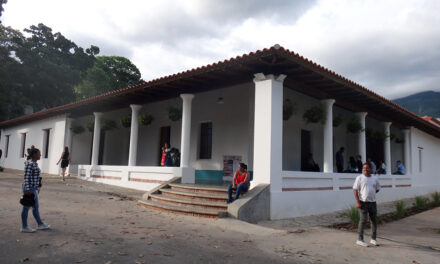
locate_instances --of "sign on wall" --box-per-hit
[223,155,242,181]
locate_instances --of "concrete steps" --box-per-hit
[138,183,230,218]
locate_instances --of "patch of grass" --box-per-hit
[0,166,4,172]
[413,196,429,211]
[342,206,360,228]
[431,192,440,206]
[437,229,440,234]
[394,200,406,218]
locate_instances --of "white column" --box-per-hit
[356,112,368,163]
[252,73,286,192]
[64,117,73,150]
[91,112,103,166]
[403,128,411,175]
[321,99,335,173]
[180,94,194,168]
[383,122,392,175]
[128,104,142,166]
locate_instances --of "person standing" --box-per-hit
[21,148,50,233]
[355,155,363,173]
[353,163,381,246]
[56,146,71,181]
[394,161,405,175]
[336,147,345,173]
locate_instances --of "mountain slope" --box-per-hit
[393,91,440,118]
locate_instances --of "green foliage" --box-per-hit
[394,201,406,218]
[139,113,153,126]
[366,129,388,142]
[303,106,326,124]
[395,138,405,144]
[0,165,4,172]
[431,192,440,206]
[342,206,360,228]
[283,99,297,121]
[70,124,85,134]
[120,115,131,128]
[413,196,429,210]
[101,119,117,131]
[87,121,94,132]
[333,114,344,127]
[346,118,363,134]
[168,106,182,122]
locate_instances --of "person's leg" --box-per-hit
[62,167,66,180]
[21,206,30,228]
[358,203,368,241]
[233,184,249,200]
[369,203,378,240]
[227,184,234,202]
[30,189,43,225]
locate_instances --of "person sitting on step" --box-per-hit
[227,163,250,204]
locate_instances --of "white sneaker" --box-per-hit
[21,227,35,233]
[356,240,368,247]
[37,223,51,230]
[370,239,379,246]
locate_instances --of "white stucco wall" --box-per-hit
[0,115,67,174]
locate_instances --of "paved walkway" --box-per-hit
[1,170,439,264]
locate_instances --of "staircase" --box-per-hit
[138,183,230,218]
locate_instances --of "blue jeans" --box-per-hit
[21,188,43,228]
[228,183,249,202]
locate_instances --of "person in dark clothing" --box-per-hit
[56,146,71,181]
[304,153,320,172]
[346,156,358,173]
[356,155,363,173]
[336,147,345,173]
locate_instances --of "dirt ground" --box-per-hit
[1,171,439,264]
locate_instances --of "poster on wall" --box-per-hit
[223,155,242,181]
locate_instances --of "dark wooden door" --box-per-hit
[301,130,311,171]
[159,126,171,165]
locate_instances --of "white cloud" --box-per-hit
[2,0,439,98]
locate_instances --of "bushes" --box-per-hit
[431,192,440,206]
[413,196,429,211]
[0,166,4,172]
[342,206,360,228]
[394,201,406,218]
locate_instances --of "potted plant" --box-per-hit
[101,119,118,131]
[87,121,94,132]
[372,130,388,142]
[70,124,85,134]
[333,114,344,127]
[139,113,154,126]
[283,99,297,121]
[346,118,364,134]
[120,115,131,128]
[395,137,405,144]
[303,106,326,124]
[168,106,182,122]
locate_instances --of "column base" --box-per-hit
[175,167,195,184]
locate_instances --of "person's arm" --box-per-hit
[376,178,381,193]
[56,152,64,165]
[68,153,71,163]
[232,171,238,188]
[353,189,361,208]
[243,172,250,184]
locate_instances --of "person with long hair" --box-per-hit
[21,148,50,233]
[227,163,250,204]
[56,146,71,181]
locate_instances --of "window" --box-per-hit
[43,129,51,159]
[5,135,10,158]
[418,147,423,173]
[20,133,27,158]
[199,122,212,159]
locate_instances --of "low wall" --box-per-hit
[270,171,438,219]
[77,165,181,191]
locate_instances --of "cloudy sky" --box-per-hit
[2,0,440,99]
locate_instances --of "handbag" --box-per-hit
[20,192,35,207]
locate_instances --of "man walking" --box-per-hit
[336,147,344,173]
[353,163,381,246]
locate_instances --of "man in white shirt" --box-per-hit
[353,163,381,247]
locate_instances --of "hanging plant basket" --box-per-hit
[303,106,326,124]
[70,124,85,134]
[390,133,396,141]
[333,114,344,127]
[120,115,131,128]
[346,118,364,134]
[372,130,388,142]
[87,121,94,132]
[283,99,297,121]
[168,106,182,122]
[139,113,154,126]
[102,119,118,131]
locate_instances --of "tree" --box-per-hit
[75,56,142,99]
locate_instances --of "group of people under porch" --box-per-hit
[303,147,406,175]
[160,143,181,167]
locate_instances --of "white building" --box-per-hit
[1,45,439,219]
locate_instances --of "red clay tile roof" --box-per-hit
[1,44,440,138]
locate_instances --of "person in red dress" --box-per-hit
[227,163,250,204]
[160,143,169,166]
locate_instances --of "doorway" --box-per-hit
[159,126,171,165]
[301,130,311,171]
